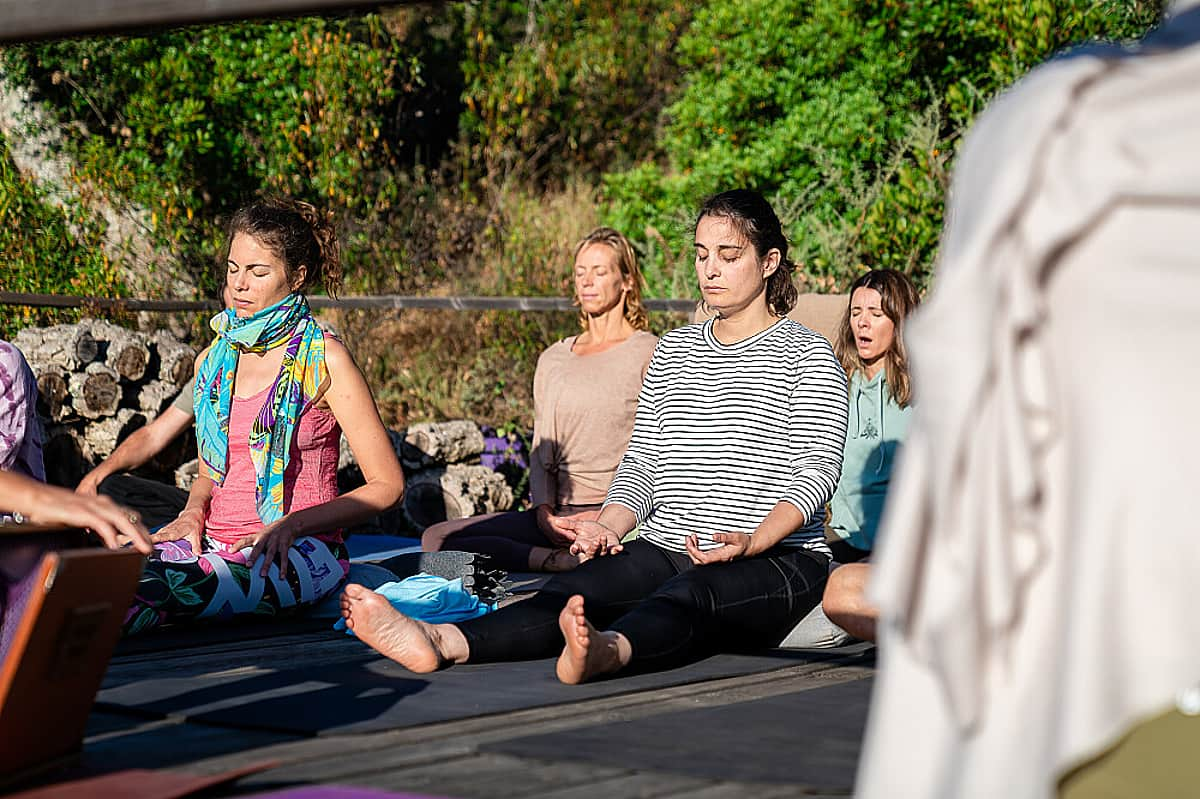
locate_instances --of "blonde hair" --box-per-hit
[835,269,920,408]
[572,227,649,332]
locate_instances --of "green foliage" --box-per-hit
[601,0,1161,294]
[0,134,123,339]
[0,0,1164,426]
[458,0,692,184]
[2,14,416,291]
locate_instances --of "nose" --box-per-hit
[228,271,248,292]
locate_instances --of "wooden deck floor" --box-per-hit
[73,630,875,798]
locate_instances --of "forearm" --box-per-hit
[528,455,556,510]
[179,477,215,519]
[746,501,808,556]
[279,477,403,538]
[0,469,49,518]
[85,429,158,481]
[596,503,637,538]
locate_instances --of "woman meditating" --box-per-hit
[421,227,657,573]
[820,269,919,643]
[342,189,849,683]
[124,198,404,635]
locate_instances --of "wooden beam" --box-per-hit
[0,0,418,45]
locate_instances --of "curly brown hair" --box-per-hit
[227,197,343,298]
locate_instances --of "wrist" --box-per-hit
[180,506,206,522]
[744,532,765,557]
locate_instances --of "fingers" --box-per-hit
[546,515,578,542]
[247,536,269,576]
[79,497,151,554]
[231,534,257,553]
[151,526,178,544]
[276,537,290,579]
[116,517,153,555]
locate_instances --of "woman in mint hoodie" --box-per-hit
[822,269,919,642]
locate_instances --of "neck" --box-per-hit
[863,359,886,381]
[712,298,777,344]
[582,305,635,343]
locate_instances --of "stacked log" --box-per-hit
[15,319,197,486]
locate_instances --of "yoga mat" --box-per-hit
[483,676,874,788]
[113,615,333,657]
[95,643,853,737]
[346,536,421,563]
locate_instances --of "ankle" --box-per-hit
[431,622,470,665]
[528,546,552,571]
[610,632,633,670]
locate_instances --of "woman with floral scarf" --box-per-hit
[124,198,404,635]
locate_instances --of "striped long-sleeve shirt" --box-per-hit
[604,317,849,553]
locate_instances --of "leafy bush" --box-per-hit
[601,0,1161,294]
[458,0,692,185]
[3,14,416,293]
[0,134,125,339]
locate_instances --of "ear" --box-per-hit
[290,264,308,291]
[761,248,782,279]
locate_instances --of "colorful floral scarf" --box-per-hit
[194,293,327,524]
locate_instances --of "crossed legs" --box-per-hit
[340,540,829,683]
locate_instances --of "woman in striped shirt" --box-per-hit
[341,190,849,682]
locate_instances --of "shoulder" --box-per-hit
[656,322,704,350]
[646,323,704,365]
[625,330,659,360]
[0,340,26,370]
[194,343,216,374]
[322,335,358,375]
[536,337,575,369]
[772,318,836,356]
[541,336,575,358]
[0,340,34,391]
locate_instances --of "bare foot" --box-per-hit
[538,547,580,573]
[555,594,625,684]
[341,582,447,673]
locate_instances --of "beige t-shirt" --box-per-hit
[529,330,658,508]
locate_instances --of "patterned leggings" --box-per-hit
[124,535,349,635]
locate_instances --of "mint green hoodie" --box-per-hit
[828,369,911,551]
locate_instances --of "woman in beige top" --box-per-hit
[421,227,657,572]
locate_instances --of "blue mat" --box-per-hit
[345,535,421,563]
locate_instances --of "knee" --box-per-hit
[822,563,868,621]
[651,574,717,617]
[822,563,878,641]
[421,521,453,552]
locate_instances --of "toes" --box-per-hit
[344,583,368,600]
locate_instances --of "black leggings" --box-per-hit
[458,538,830,672]
[441,509,552,572]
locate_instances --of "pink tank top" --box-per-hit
[206,385,342,546]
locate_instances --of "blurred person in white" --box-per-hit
[857,3,1200,797]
